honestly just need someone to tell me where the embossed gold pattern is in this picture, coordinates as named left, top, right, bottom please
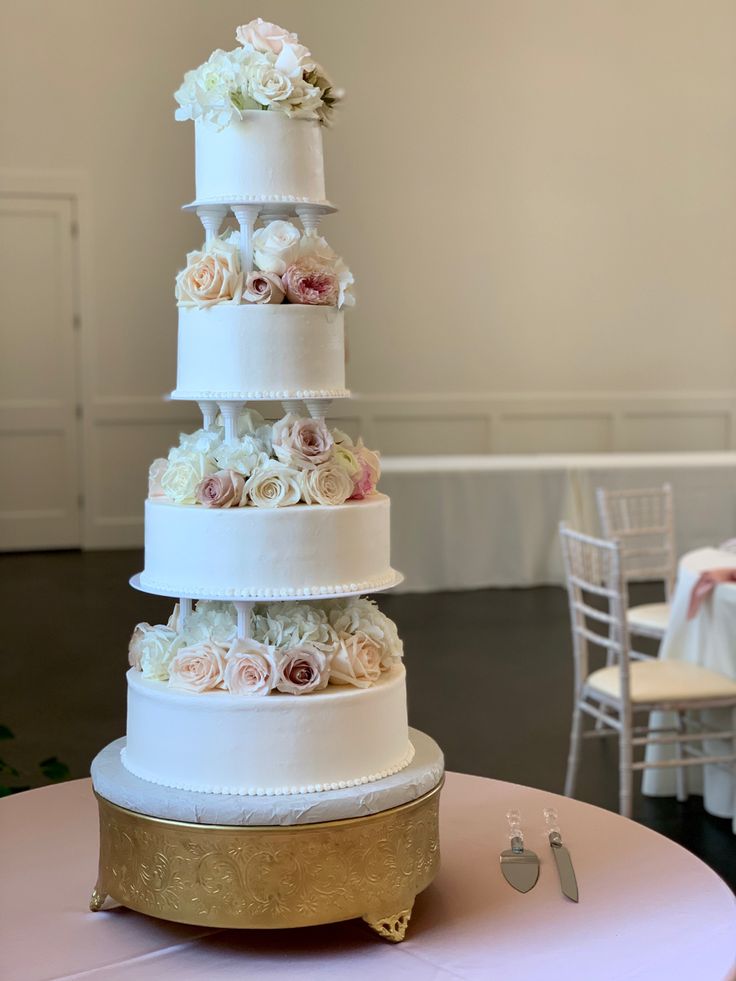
left=92, top=779, right=442, bottom=940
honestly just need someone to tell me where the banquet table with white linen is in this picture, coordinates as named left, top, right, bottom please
left=642, top=547, right=736, bottom=831
left=381, top=452, right=736, bottom=591
left=2, top=775, right=735, bottom=980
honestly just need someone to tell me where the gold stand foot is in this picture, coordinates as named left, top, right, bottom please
left=89, top=886, right=108, bottom=912
left=363, top=905, right=413, bottom=943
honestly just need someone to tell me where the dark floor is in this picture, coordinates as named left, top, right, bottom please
left=1, top=550, right=734, bottom=892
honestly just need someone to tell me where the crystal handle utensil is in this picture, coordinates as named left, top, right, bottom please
left=544, top=807, right=579, bottom=903
left=500, top=809, right=540, bottom=893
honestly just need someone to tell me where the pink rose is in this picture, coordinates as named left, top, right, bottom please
left=168, top=641, right=226, bottom=693
left=243, top=271, right=285, bottom=305
left=235, top=18, right=310, bottom=60
left=272, top=414, right=334, bottom=469
left=350, top=442, right=381, bottom=499
left=282, top=257, right=339, bottom=306
left=148, top=458, right=169, bottom=499
left=329, top=631, right=383, bottom=688
left=224, top=639, right=278, bottom=696
left=195, top=469, right=244, bottom=508
left=276, top=643, right=330, bottom=694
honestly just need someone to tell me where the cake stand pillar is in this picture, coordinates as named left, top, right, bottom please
left=198, top=400, right=218, bottom=430
left=296, top=206, right=323, bottom=235
left=178, top=598, right=192, bottom=632
left=232, top=204, right=261, bottom=274
left=304, top=398, right=332, bottom=419
left=234, top=601, right=254, bottom=640
left=217, top=401, right=245, bottom=443
left=281, top=399, right=303, bottom=416
left=196, top=206, right=228, bottom=243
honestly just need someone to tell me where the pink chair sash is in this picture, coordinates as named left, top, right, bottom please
left=687, top=568, right=736, bottom=619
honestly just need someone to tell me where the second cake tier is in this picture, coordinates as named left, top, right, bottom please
left=138, top=494, right=401, bottom=599
left=171, top=304, right=348, bottom=401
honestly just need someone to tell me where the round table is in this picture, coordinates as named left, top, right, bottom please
left=2, top=775, right=734, bottom=980
left=642, top=547, right=736, bottom=829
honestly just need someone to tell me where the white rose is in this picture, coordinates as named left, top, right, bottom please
left=333, top=445, right=360, bottom=477
left=161, top=452, right=216, bottom=505
left=128, top=623, right=184, bottom=681
left=214, top=435, right=269, bottom=477
left=168, top=641, right=227, bottom=693
left=148, top=458, right=169, bottom=499
left=224, top=639, right=279, bottom=695
left=301, top=460, right=354, bottom=506
left=329, top=631, right=383, bottom=688
left=243, top=461, right=303, bottom=508
left=253, top=221, right=301, bottom=276
left=248, top=63, right=293, bottom=106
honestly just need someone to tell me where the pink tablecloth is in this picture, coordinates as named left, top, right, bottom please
left=1, top=774, right=734, bottom=980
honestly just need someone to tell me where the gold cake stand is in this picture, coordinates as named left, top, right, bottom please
left=90, top=777, right=442, bottom=942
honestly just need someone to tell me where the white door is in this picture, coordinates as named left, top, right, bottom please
left=0, top=195, right=82, bottom=549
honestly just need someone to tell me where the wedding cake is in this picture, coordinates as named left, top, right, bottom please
left=90, top=20, right=443, bottom=940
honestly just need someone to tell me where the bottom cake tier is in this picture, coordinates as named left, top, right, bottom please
left=123, top=664, right=412, bottom=796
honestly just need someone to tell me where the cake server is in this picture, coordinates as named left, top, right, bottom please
left=544, top=808, right=579, bottom=903
left=500, top=810, right=539, bottom=893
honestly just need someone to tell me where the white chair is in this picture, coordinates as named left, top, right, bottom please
left=559, top=523, right=736, bottom=818
left=596, top=484, right=675, bottom=644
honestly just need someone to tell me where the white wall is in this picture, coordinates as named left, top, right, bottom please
left=1, top=1, right=735, bottom=545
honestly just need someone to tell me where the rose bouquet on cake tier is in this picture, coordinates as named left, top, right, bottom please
left=148, top=409, right=381, bottom=509
left=127, top=598, right=403, bottom=695
left=175, top=222, right=354, bottom=311
left=174, top=19, right=342, bottom=130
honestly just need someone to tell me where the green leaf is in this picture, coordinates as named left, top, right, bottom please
left=0, top=758, right=20, bottom=777
left=39, top=757, right=71, bottom=782
left=0, top=724, right=14, bottom=740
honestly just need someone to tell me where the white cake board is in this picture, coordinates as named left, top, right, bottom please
left=128, top=570, right=405, bottom=602
left=91, top=728, right=444, bottom=827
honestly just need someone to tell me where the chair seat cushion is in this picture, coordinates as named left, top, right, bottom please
left=586, top=660, right=736, bottom=704
left=626, top=602, right=670, bottom=634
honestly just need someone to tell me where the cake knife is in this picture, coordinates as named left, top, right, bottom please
left=544, top=808, right=579, bottom=903
left=500, top=810, right=539, bottom=893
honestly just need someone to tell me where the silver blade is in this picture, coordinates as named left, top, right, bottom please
left=550, top=836, right=579, bottom=902
left=500, top=847, right=540, bottom=893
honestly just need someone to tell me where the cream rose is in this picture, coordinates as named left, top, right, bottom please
left=224, top=639, right=279, bottom=695
left=272, top=414, right=334, bottom=469
left=161, top=453, right=216, bottom=505
left=253, top=221, right=301, bottom=276
left=243, top=270, right=285, bottom=304
left=282, top=257, right=339, bottom=306
left=276, top=643, right=331, bottom=694
left=175, top=239, right=244, bottom=308
left=328, top=598, right=403, bottom=669
left=235, top=18, right=310, bottom=59
left=128, top=623, right=184, bottom=681
left=301, top=460, right=354, bottom=506
left=195, top=469, right=244, bottom=508
left=148, top=458, right=169, bottom=499
left=168, top=641, right=227, bottom=693
left=243, top=461, right=303, bottom=508
left=329, top=630, right=383, bottom=688
left=248, top=63, right=293, bottom=105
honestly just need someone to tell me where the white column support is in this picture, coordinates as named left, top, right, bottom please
left=177, top=597, right=193, bottom=633
left=218, top=401, right=244, bottom=443
left=196, top=206, right=228, bottom=244
left=304, top=398, right=332, bottom=419
left=198, top=400, right=218, bottom=430
left=296, top=206, right=322, bottom=235
left=235, top=601, right=254, bottom=640
left=281, top=399, right=303, bottom=417
left=232, top=204, right=261, bottom=274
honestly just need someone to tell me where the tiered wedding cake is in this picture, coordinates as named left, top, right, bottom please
left=90, top=20, right=443, bottom=941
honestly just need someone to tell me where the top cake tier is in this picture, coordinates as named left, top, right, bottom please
left=174, top=20, right=341, bottom=208
left=192, top=113, right=330, bottom=208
